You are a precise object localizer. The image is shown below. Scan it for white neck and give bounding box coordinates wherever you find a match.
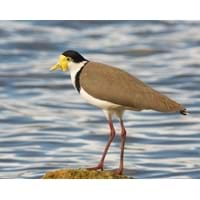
[68,61,88,88]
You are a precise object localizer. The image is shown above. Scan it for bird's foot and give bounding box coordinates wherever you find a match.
[87,164,104,171]
[113,168,123,175]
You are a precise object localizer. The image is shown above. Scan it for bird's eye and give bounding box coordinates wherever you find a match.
[67,57,71,61]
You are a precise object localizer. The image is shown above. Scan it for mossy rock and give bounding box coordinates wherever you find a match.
[42,169,128,179]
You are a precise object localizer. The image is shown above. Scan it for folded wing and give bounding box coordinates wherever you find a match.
[80,62,185,113]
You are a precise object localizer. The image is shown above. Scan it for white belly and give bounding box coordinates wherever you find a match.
[80,88,122,110]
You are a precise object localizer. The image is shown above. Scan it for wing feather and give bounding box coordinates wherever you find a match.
[80,62,185,112]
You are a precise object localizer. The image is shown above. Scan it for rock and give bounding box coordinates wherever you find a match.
[42,168,128,179]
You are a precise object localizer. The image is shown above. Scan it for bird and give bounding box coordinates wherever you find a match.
[50,50,188,175]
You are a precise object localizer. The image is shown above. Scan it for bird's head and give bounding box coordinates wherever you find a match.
[50,50,87,72]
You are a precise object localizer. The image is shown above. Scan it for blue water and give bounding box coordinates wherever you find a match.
[0,21,199,178]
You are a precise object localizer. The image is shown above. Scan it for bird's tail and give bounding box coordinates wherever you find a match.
[180,108,189,115]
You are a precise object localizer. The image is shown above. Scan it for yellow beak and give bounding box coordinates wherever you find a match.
[50,64,62,71]
[50,55,68,72]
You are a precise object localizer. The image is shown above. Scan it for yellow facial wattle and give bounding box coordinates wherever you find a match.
[50,55,69,72]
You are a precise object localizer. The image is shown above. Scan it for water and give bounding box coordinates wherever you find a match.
[0,21,199,178]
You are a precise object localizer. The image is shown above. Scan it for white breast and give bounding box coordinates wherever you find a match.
[68,61,87,88]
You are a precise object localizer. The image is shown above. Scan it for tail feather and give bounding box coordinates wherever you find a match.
[180,108,189,115]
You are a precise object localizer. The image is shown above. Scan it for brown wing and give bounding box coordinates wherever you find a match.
[80,62,185,112]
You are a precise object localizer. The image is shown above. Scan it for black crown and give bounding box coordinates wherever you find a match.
[62,50,88,63]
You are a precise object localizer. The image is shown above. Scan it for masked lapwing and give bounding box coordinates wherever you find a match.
[50,50,188,175]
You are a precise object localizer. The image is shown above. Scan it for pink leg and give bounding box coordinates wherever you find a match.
[87,116,115,171]
[115,119,126,175]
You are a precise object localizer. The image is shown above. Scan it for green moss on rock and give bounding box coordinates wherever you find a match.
[42,169,128,179]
